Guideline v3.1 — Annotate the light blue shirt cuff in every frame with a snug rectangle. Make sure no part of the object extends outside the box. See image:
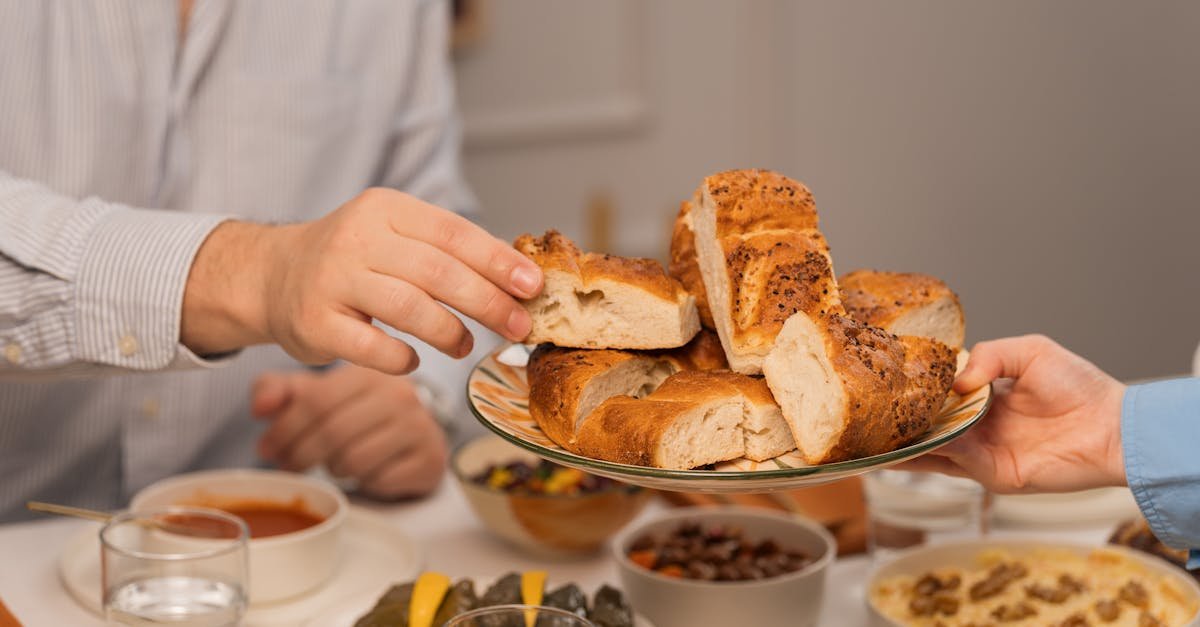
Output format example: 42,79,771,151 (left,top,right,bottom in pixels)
1122,377,1200,551
1188,550,1200,571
